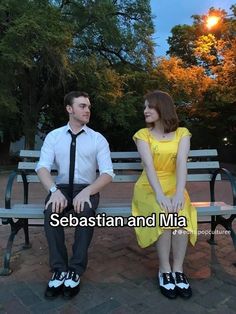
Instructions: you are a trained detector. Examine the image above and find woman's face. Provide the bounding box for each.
[144,100,159,124]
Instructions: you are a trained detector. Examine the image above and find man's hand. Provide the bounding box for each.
[171,192,185,212]
[156,194,173,212]
[73,187,92,213]
[45,189,68,213]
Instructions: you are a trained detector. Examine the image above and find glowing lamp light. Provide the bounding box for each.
[206,16,221,29]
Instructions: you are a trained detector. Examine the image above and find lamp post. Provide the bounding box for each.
[206,15,221,29]
[204,12,235,47]
[206,13,235,30]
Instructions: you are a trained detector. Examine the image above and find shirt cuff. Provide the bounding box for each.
[100,170,115,179]
[35,163,51,173]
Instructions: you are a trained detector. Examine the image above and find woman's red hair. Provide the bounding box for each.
[144,90,179,132]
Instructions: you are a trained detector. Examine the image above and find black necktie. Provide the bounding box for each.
[68,129,84,204]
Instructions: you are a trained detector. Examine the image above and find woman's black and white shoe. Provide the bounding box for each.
[173,272,192,299]
[158,272,177,299]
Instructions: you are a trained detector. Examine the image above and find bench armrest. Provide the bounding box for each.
[5,170,29,209]
[210,167,236,205]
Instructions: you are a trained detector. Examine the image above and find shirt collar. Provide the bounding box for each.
[66,123,88,134]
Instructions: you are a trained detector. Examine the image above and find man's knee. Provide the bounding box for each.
[75,206,95,218]
[44,203,53,219]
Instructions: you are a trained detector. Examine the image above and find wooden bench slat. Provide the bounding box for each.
[18,161,220,171]
[187,174,221,181]
[0,201,235,219]
[188,149,218,157]
[16,175,55,183]
[18,162,56,170]
[187,161,219,169]
[20,150,41,158]
[111,152,140,158]
[19,149,219,159]
[16,173,222,183]
[114,161,220,170]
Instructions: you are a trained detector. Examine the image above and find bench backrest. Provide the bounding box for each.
[17,149,221,183]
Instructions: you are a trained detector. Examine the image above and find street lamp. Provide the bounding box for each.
[206,15,221,29]
[206,13,235,30]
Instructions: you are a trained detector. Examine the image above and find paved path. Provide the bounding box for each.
[0,172,236,313]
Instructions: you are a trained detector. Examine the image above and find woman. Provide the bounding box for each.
[132,90,197,299]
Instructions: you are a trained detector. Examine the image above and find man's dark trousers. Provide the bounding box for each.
[44,184,99,275]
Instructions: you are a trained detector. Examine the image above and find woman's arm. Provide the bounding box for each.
[172,136,190,212]
[136,139,173,212]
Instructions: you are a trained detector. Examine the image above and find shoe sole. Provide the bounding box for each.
[63,286,80,299]
[176,287,192,299]
[177,292,192,299]
[160,287,177,299]
[44,285,64,299]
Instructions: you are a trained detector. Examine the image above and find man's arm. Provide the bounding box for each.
[36,133,68,213]
[73,173,112,212]
[37,167,56,192]
[73,134,114,213]
[37,167,68,213]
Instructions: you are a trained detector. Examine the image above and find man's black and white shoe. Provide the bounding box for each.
[45,270,67,299]
[173,272,192,299]
[63,269,80,299]
[158,272,177,299]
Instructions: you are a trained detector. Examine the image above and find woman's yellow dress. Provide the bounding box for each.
[131,127,197,248]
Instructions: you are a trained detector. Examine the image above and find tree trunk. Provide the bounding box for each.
[24,125,36,150]
[0,139,11,165]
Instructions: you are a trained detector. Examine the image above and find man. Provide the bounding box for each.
[36,91,114,299]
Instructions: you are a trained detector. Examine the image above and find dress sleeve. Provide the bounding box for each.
[133,128,149,143]
[180,127,192,139]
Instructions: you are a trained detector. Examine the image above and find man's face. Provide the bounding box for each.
[66,96,91,125]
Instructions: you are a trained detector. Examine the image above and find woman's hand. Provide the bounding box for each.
[156,194,173,212]
[171,192,185,212]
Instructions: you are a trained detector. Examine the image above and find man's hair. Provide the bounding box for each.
[64,91,89,107]
[144,90,179,133]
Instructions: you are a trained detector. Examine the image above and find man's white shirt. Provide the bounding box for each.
[35,123,114,184]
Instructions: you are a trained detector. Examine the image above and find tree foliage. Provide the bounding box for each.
[166,5,236,150]
[0,0,154,156]
[0,0,72,150]
[167,24,198,66]
[0,1,235,161]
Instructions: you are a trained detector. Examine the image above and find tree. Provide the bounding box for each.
[0,0,155,158]
[40,56,151,150]
[39,0,155,150]
[61,0,154,69]
[166,6,236,151]
[144,57,215,147]
[167,25,198,66]
[0,0,73,151]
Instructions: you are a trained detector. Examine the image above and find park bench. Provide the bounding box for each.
[0,149,236,275]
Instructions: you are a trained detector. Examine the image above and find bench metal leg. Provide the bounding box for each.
[22,219,32,249]
[0,230,16,275]
[207,215,218,245]
[0,218,32,276]
[207,214,236,267]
